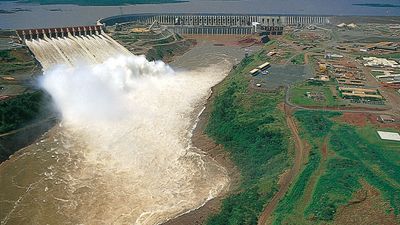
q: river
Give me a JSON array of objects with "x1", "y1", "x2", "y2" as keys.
[{"x1": 0, "y1": 41, "x2": 256, "y2": 225}]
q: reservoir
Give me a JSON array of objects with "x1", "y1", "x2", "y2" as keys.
[{"x1": 1, "y1": 0, "x2": 400, "y2": 29}]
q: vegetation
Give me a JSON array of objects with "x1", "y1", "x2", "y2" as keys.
[
  {"x1": 272, "y1": 111, "x2": 339, "y2": 224},
  {"x1": 0, "y1": 91, "x2": 52, "y2": 134},
  {"x1": 290, "y1": 82, "x2": 341, "y2": 107},
  {"x1": 307, "y1": 124, "x2": 400, "y2": 220},
  {"x1": 291, "y1": 53, "x2": 305, "y2": 65},
  {"x1": 205, "y1": 50, "x2": 293, "y2": 224},
  {"x1": 20, "y1": 0, "x2": 186, "y2": 6},
  {"x1": 0, "y1": 49, "x2": 36, "y2": 75},
  {"x1": 271, "y1": 111, "x2": 400, "y2": 224},
  {"x1": 381, "y1": 53, "x2": 400, "y2": 59},
  {"x1": 146, "y1": 40, "x2": 193, "y2": 61}
]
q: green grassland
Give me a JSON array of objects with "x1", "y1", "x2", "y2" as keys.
[
  {"x1": 111, "y1": 28, "x2": 193, "y2": 62},
  {"x1": 146, "y1": 39, "x2": 194, "y2": 61},
  {"x1": 271, "y1": 111, "x2": 400, "y2": 224},
  {"x1": 290, "y1": 82, "x2": 342, "y2": 107},
  {"x1": 381, "y1": 53, "x2": 400, "y2": 59},
  {"x1": 0, "y1": 49, "x2": 36, "y2": 75},
  {"x1": 0, "y1": 91, "x2": 53, "y2": 134},
  {"x1": 291, "y1": 53, "x2": 305, "y2": 65},
  {"x1": 205, "y1": 50, "x2": 293, "y2": 224}
]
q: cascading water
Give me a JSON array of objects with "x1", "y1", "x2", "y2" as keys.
[{"x1": 1, "y1": 32, "x2": 234, "y2": 225}]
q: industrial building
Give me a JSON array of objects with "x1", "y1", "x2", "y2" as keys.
[
  {"x1": 377, "y1": 115, "x2": 395, "y2": 123},
  {"x1": 249, "y1": 62, "x2": 271, "y2": 76},
  {"x1": 338, "y1": 87, "x2": 383, "y2": 100}
]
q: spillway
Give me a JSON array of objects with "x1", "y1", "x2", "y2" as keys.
[
  {"x1": 2, "y1": 26, "x2": 233, "y2": 225},
  {"x1": 19, "y1": 26, "x2": 132, "y2": 70}
]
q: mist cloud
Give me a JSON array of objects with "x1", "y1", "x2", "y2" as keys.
[{"x1": 38, "y1": 54, "x2": 230, "y2": 224}]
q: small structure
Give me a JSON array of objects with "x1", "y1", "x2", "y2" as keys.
[
  {"x1": 0, "y1": 95, "x2": 10, "y2": 101},
  {"x1": 257, "y1": 62, "x2": 271, "y2": 71},
  {"x1": 250, "y1": 68, "x2": 260, "y2": 76},
  {"x1": 2, "y1": 76, "x2": 15, "y2": 81},
  {"x1": 338, "y1": 87, "x2": 383, "y2": 100},
  {"x1": 377, "y1": 115, "x2": 395, "y2": 123},
  {"x1": 318, "y1": 75, "x2": 330, "y2": 81},
  {"x1": 319, "y1": 63, "x2": 327, "y2": 73},
  {"x1": 363, "y1": 57, "x2": 400, "y2": 68},
  {"x1": 377, "y1": 131, "x2": 400, "y2": 142},
  {"x1": 347, "y1": 23, "x2": 357, "y2": 29},
  {"x1": 325, "y1": 53, "x2": 343, "y2": 59}
]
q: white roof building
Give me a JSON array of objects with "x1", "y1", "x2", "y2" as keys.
[
  {"x1": 377, "y1": 131, "x2": 400, "y2": 141},
  {"x1": 363, "y1": 57, "x2": 400, "y2": 68}
]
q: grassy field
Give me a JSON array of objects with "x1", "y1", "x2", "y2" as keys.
[
  {"x1": 0, "y1": 91, "x2": 53, "y2": 134},
  {"x1": 290, "y1": 82, "x2": 341, "y2": 107},
  {"x1": 0, "y1": 49, "x2": 36, "y2": 76},
  {"x1": 111, "y1": 28, "x2": 194, "y2": 62},
  {"x1": 146, "y1": 40, "x2": 194, "y2": 61},
  {"x1": 205, "y1": 49, "x2": 293, "y2": 225},
  {"x1": 271, "y1": 111, "x2": 400, "y2": 224},
  {"x1": 380, "y1": 53, "x2": 400, "y2": 59},
  {"x1": 291, "y1": 53, "x2": 305, "y2": 65}
]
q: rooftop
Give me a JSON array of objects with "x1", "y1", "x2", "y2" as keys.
[{"x1": 377, "y1": 131, "x2": 400, "y2": 142}]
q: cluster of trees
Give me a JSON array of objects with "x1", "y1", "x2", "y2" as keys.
[
  {"x1": 0, "y1": 91, "x2": 52, "y2": 134},
  {"x1": 0, "y1": 50, "x2": 16, "y2": 62}
]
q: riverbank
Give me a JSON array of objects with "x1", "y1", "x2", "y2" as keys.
[
  {"x1": 162, "y1": 76, "x2": 241, "y2": 225},
  {"x1": 165, "y1": 46, "x2": 294, "y2": 224}
]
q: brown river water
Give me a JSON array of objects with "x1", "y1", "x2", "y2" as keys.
[{"x1": 0, "y1": 42, "x2": 254, "y2": 225}]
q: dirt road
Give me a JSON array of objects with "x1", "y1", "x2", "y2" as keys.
[{"x1": 257, "y1": 104, "x2": 307, "y2": 225}]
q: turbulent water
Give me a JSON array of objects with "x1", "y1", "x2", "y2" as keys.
[{"x1": 0, "y1": 38, "x2": 246, "y2": 224}]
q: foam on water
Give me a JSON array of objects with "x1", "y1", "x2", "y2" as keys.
[{"x1": 37, "y1": 54, "x2": 230, "y2": 224}]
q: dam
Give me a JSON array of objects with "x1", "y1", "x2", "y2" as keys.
[
  {"x1": 16, "y1": 25, "x2": 132, "y2": 70},
  {"x1": 5, "y1": 18, "x2": 237, "y2": 224},
  {"x1": 99, "y1": 14, "x2": 330, "y2": 35}
]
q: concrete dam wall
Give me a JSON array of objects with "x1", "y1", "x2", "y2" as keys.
[
  {"x1": 99, "y1": 14, "x2": 330, "y2": 35},
  {"x1": 17, "y1": 25, "x2": 132, "y2": 70}
]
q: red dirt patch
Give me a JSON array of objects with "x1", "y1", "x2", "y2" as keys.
[
  {"x1": 321, "y1": 136, "x2": 328, "y2": 160},
  {"x1": 337, "y1": 113, "x2": 400, "y2": 129},
  {"x1": 337, "y1": 112, "x2": 369, "y2": 127},
  {"x1": 334, "y1": 181, "x2": 399, "y2": 225}
]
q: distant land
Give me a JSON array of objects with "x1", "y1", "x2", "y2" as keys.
[
  {"x1": 17, "y1": 0, "x2": 187, "y2": 6},
  {"x1": 0, "y1": 7, "x2": 31, "y2": 14},
  {"x1": 353, "y1": 3, "x2": 400, "y2": 8}
]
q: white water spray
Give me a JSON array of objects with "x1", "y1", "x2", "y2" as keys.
[{"x1": 39, "y1": 54, "x2": 230, "y2": 224}]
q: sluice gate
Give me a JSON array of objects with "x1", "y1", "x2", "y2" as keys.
[
  {"x1": 16, "y1": 25, "x2": 104, "y2": 40},
  {"x1": 17, "y1": 25, "x2": 132, "y2": 70}
]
